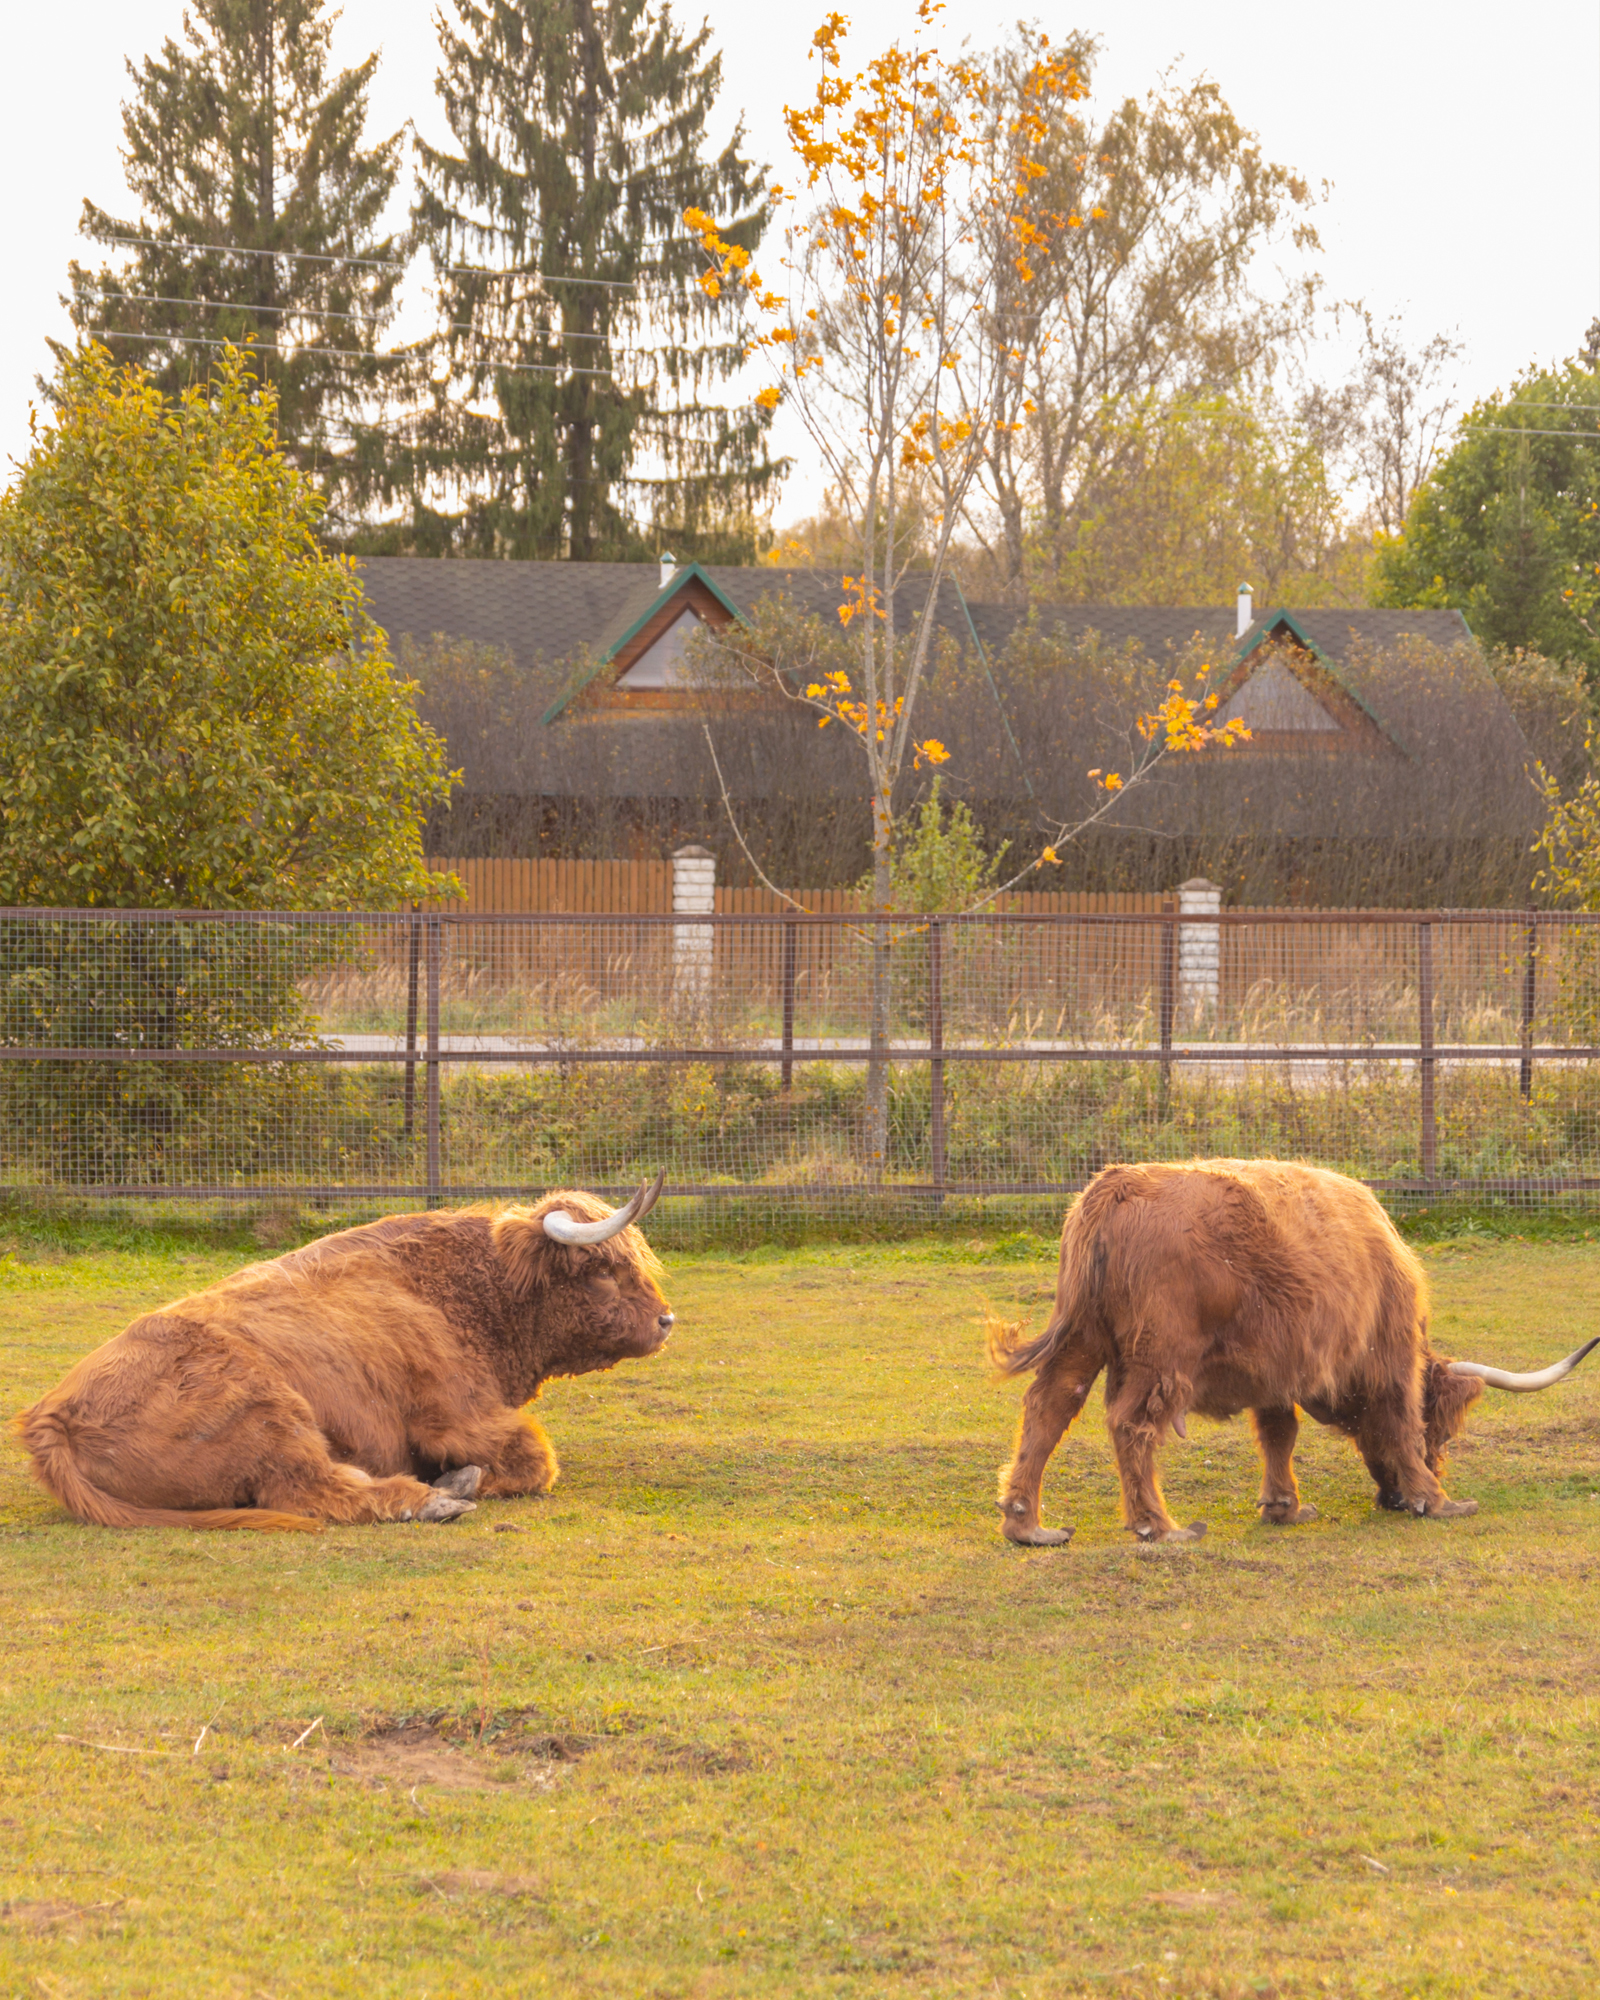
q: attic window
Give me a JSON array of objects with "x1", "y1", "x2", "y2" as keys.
[
  {"x1": 615, "y1": 609, "x2": 701, "y2": 689},
  {"x1": 1218, "y1": 658, "x2": 1339, "y2": 732}
]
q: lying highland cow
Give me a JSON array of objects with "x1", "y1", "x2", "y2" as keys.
[
  {"x1": 16, "y1": 1178, "x2": 673, "y2": 1532},
  {"x1": 990, "y1": 1159, "x2": 1596, "y2": 1545}
]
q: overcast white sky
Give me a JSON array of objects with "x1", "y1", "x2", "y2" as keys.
[{"x1": 3, "y1": 0, "x2": 1597, "y2": 509}]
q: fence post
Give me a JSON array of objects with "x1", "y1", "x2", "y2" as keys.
[
  {"x1": 1418, "y1": 919, "x2": 1436, "y2": 1185},
  {"x1": 1158, "y1": 900, "x2": 1176, "y2": 1104},
  {"x1": 426, "y1": 916, "x2": 442, "y2": 1209},
  {"x1": 1520, "y1": 913, "x2": 1537, "y2": 1102},
  {"x1": 929, "y1": 918, "x2": 946, "y2": 1202},
  {"x1": 780, "y1": 918, "x2": 797, "y2": 1089},
  {"x1": 404, "y1": 908, "x2": 420, "y2": 1141},
  {"x1": 1177, "y1": 877, "x2": 1222, "y2": 1016},
  {"x1": 671, "y1": 845, "x2": 716, "y2": 1016}
]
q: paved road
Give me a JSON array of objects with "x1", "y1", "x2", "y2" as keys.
[{"x1": 327, "y1": 1033, "x2": 1586, "y2": 1082}]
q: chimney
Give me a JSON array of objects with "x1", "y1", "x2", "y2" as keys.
[
  {"x1": 659, "y1": 551, "x2": 678, "y2": 591},
  {"x1": 1235, "y1": 582, "x2": 1253, "y2": 639}
]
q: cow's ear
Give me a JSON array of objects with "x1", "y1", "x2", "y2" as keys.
[{"x1": 492, "y1": 1212, "x2": 559, "y2": 1298}]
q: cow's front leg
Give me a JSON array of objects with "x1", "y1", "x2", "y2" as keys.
[
  {"x1": 996, "y1": 1342, "x2": 1098, "y2": 1546},
  {"x1": 410, "y1": 1405, "x2": 559, "y2": 1500},
  {"x1": 1251, "y1": 1406, "x2": 1317, "y2": 1524}
]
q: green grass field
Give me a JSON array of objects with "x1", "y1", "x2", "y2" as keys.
[{"x1": 1, "y1": 1216, "x2": 1599, "y2": 1996}]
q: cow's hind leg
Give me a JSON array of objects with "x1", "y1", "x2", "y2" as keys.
[
  {"x1": 996, "y1": 1334, "x2": 1100, "y2": 1546},
  {"x1": 409, "y1": 1406, "x2": 559, "y2": 1501},
  {"x1": 1252, "y1": 1406, "x2": 1317, "y2": 1524},
  {"x1": 1104, "y1": 1367, "x2": 1206, "y2": 1544},
  {"x1": 244, "y1": 1399, "x2": 474, "y2": 1525}
]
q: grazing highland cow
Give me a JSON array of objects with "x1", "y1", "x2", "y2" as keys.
[
  {"x1": 990, "y1": 1159, "x2": 1596, "y2": 1546},
  {"x1": 16, "y1": 1178, "x2": 673, "y2": 1532}
]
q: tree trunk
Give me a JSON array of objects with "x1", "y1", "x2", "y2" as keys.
[{"x1": 865, "y1": 787, "x2": 893, "y2": 1178}]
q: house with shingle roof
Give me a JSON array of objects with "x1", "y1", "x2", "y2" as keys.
[
  {"x1": 355, "y1": 558, "x2": 1535, "y2": 896},
  {"x1": 355, "y1": 555, "x2": 987, "y2": 723},
  {"x1": 356, "y1": 555, "x2": 1496, "y2": 752}
]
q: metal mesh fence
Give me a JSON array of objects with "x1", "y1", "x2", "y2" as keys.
[{"x1": 2, "y1": 907, "x2": 1599, "y2": 1232}]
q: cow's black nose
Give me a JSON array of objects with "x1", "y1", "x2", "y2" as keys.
[{"x1": 658, "y1": 1313, "x2": 675, "y2": 1330}]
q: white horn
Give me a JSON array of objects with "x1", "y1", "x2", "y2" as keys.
[
  {"x1": 1448, "y1": 1336, "x2": 1600, "y2": 1393},
  {"x1": 541, "y1": 1172, "x2": 665, "y2": 1246}
]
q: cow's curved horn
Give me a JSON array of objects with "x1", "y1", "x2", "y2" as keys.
[
  {"x1": 541, "y1": 1172, "x2": 665, "y2": 1246},
  {"x1": 1448, "y1": 1336, "x2": 1600, "y2": 1392}
]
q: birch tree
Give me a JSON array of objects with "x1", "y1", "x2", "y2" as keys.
[{"x1": 688, "y1": 3, "x2": 1247, "y2": 1167}]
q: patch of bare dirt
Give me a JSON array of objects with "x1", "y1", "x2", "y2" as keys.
[
  {"x1": 2, "y1": 1898, "x2": 123, "y2": 1931},
  {"x1": 415, "y1": 1870, "x2": 542, "y2": 1899},
  {"x1": 1148, "y1": 1889, "x2": 1241, "y2": 1911},
  {"x1": 641, "y1": 1738, "x2": 753, "y2": 1775},
  {"x1": 329, "y1": 1740, "x2": 517, "y2": 1792},
  {"x1": 322, "y1": 1708, "x2": 595, "y2": 1791}
]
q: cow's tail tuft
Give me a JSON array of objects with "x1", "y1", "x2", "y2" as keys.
[
  {"x1": 987, "y1": 1178, "x2": 1117, "y2": 1380},
  {"x1": 12, "y1": 1409, "x2": 321, "y2": 1534},
  {"x1": 986, "y1": 1312, "x2": 1065, "y2": 1378}
]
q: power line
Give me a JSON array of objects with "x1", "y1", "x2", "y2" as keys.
[
  {"x1": 85, "y1": 288, "x2": 649, "y2": 352},
  {"x1": 98, "y1": 232, "x2": 405, "y2": 272},
  {"x1": 1477, "y1": 425, "x2": 1600, "y2": 439},
  {"x1": 85, "y1": 327, "x2": 617, "y2": 378},
  {"x1": 94, "y1": 233, "x2": 647, "y2": 291},
  {"x1": 85, "y1": 289, "x2": 385, "y2": 326}
]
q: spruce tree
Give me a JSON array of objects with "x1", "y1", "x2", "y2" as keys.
[
  {"x1": 407, "y1": 0, "x2": 778, "y2": 561},
  {"x1": 61, "y1": 0, "x2": 404, "y2": 539}
]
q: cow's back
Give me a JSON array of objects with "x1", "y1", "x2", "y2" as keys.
[
  {"x1": 259, "y1": 1210, "x2": 524, "y2": 1386},
  {"x1": 1075, "y1": 1159, "x2": 1426, "y2": 1408}
]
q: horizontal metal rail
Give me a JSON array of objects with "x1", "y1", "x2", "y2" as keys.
[
  {"x1": 0, "y1": 905, "x2": 1596, "y2": 927},
  {"x1": 43, "y1": 1174, "x2": 1600, "y2": 1202},
  {"x1": 0, "y1": 1043, "x2": 1595, "y2": 1064},
  {"x1": 2, "y1": 903, "x2": 1596, "y2": 1210}
]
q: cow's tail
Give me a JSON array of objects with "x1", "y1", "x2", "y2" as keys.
[
  {"x1": 12, "y1": 1409, "x2": 321, "y2": 1534},
  {"x1": 987, "y1": 1179, "x2": 1115, "y2": 1379}
]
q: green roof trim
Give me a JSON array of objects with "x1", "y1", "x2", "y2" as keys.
[
  {"x1": 540, "y1": 563, "x2": 747, "y2": 723},
  {"x1": 1233, "y1": 609, "x2": 1397, "y2": 751}
]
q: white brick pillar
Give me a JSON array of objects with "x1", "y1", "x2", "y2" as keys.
[
  {"x1": 672, "y1": 844, "x2": 716, "y2": 1010},
  {"x1": 1178, "y1": 877, "x2": 1222, "y2": 1015}
]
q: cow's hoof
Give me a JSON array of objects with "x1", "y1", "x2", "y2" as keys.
[
  {"x1": 431, "y1": 1465, "x2": 483, "y2": 1500},
  {"x1": 1003, "y1": 1523, "x2": 1074, "y2": 1547},
  {"x1": 1422, "y1": 1496, "x2": 1478, "y2": 1519},
  {"x1": 418, "y1": 1492, "x2": 477, "y2": 1523},
  {"x1": 1136, "y1": 1521, "x2": 1207, "y2": 1544},
  {"x1": 1259, "y1": 1501, "x2": 1318, "y2": 1525}
]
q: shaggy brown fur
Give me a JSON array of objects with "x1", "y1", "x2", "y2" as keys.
[
  {"x1": 15, "y1": 1191, "x2": 673, "y2": 1533},
  {"x1": 989, "y1": 1159, "x2": 1483, "y2": 1545}
]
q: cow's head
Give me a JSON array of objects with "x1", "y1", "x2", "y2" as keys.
[
  {"x1": 492, "y1": 1175, "x2": 674, "y2": 1376},
  {"x1": 1422, "y1": 1358, "x2": 1483, "y2": 1473}
]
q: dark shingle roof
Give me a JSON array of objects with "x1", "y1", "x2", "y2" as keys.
[
  {"x1": 355, "y1": 557, "x2": 983, "y2": 689},
  {"x1": 356, "y1": 558, "x2": 663, "y2": 677},
  {"x1": 356, "y1": 559, "x2": 1513, "y2": 783},
  {"x1": 968, "y1": 602, "x2": 1476, "y2": 673}
]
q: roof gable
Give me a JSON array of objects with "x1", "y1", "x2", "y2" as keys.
[
  {"x1": 540, "y1": 564, "x2": 745, "y2": 721},
  {"x1": 1217, "y1": 656, "x2": 1341, "y2": 732}
]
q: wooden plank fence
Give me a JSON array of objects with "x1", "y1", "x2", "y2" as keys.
[
  {"x1": 431, "y1": 858, "x2": 671, "y2": 913},
  {"x1": 423, "y1": 864, "x2": 1552, "y2": 1030},
  {"x1": 430, "y1": 862, "x2": 1168, "y2": 920}
]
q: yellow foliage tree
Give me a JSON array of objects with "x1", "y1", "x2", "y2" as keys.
[{"x1": 687, "y1": 4, "x2": 1247, "y2": 1163}]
